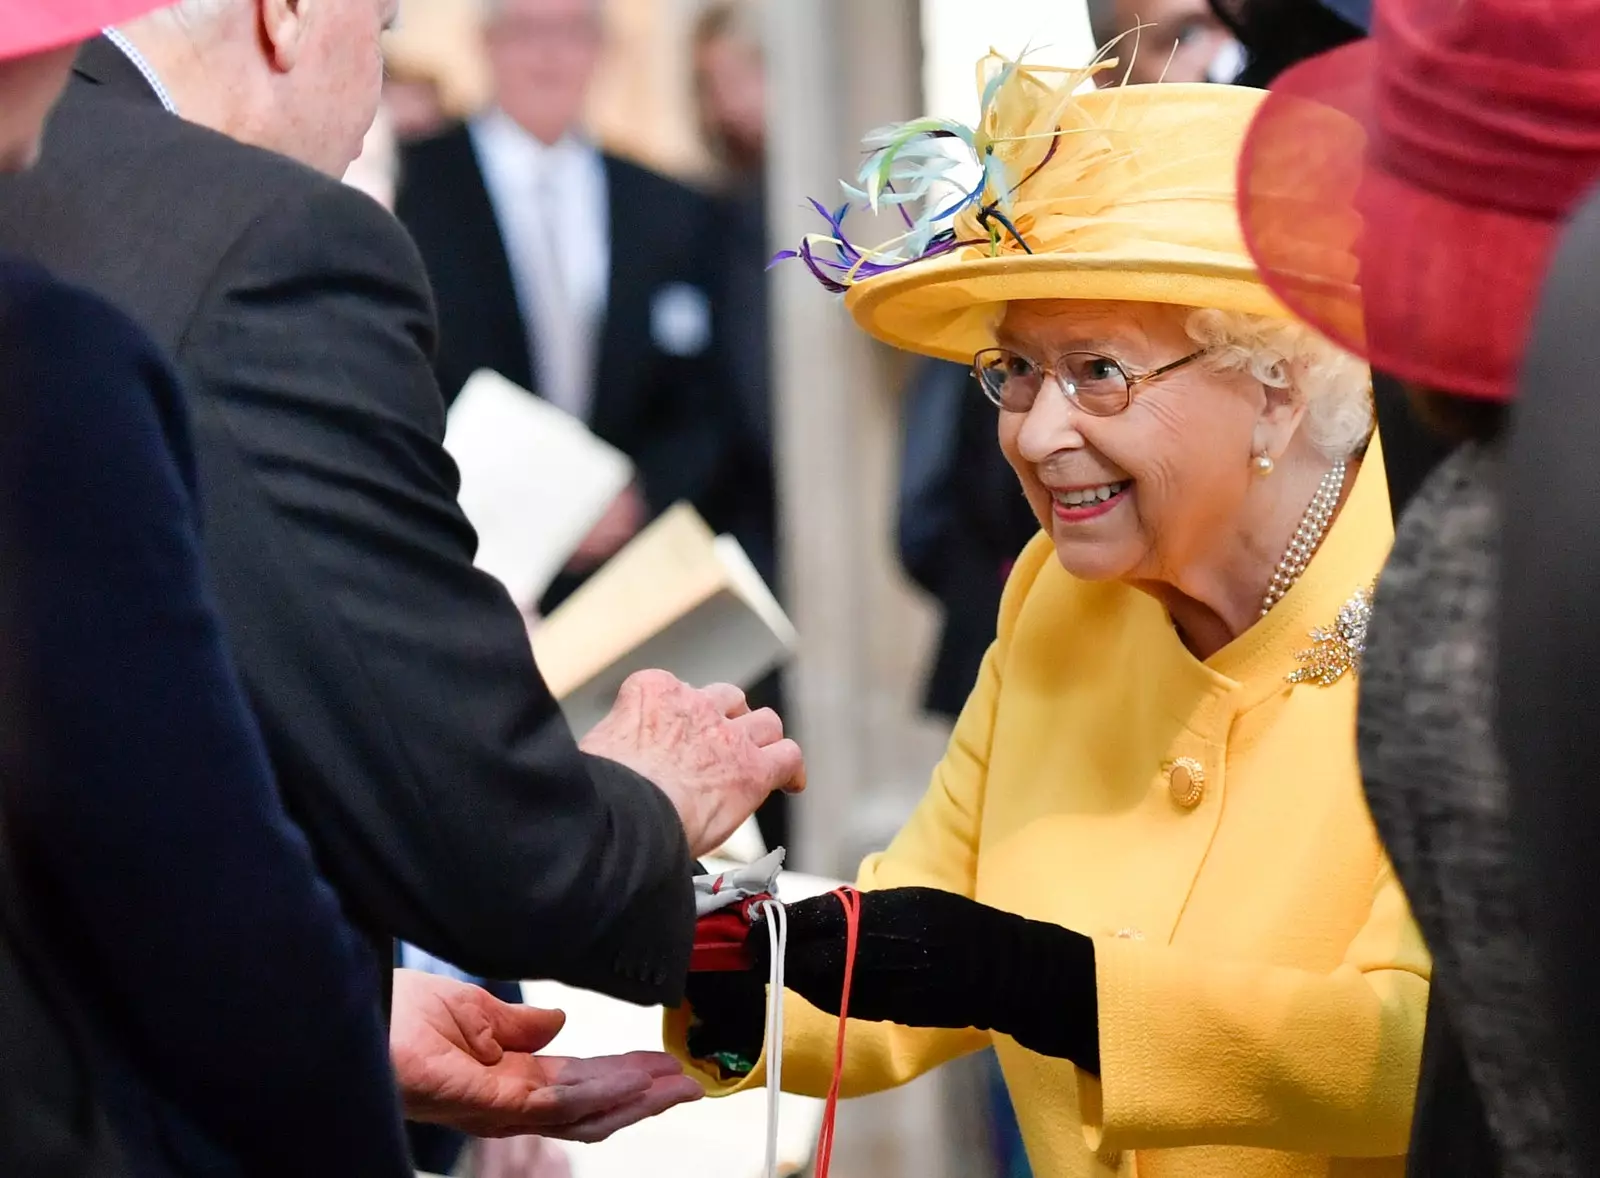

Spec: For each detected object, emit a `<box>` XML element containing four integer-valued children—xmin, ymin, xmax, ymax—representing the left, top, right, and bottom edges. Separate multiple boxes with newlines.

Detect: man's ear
<box><xmin>1249</xmin><ymin>380</ymin><xmax>1309</xmax><ymax>466</ymax></box>
<box><xmin>259</xmin><ymin>0</ymin><xmax>311</xmax><ymax>73</ymax></box>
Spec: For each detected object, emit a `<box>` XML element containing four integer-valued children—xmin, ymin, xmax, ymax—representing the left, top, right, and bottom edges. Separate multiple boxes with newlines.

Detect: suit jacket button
<box><xmin>1166</xmin><ymin>757</ymin><xmax>1205</xmax><ymax>809</ymax></box>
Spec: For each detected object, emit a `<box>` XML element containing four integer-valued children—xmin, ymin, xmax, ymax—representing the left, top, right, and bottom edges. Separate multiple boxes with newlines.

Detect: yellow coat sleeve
<box><xmin>1080</xmin><ymin>861</ymin><xmax>1429</xmax><ymax>1157</ymax></box>
<box><xmin>664</xmin><ymin>536</ymin><xmax>1056</xmax><ymax>1099</ymax></box>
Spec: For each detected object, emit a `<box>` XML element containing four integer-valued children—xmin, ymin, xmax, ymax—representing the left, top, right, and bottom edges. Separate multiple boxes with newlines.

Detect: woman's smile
<box><xmin>1049</xmin><ymin>479</ymin><xmax>1132</xmax><ymax>522</ymax></box>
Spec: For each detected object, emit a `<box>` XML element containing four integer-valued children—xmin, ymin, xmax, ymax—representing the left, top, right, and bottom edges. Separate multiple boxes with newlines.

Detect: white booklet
<box><xmin>444</xmin><ymin>369</ymin><xmax>635</xmax><ymax>608</ymax></box>
<box><xmin>530</xmin><ymin>503</ymin><xmax>798</xmax><ymax>736</ymax></box>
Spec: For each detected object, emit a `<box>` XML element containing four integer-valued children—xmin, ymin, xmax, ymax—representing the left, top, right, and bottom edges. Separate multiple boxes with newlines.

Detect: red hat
<box><xmin>1237</xmin><ymin>0</ymin><xmax>1600</xmax><ymax>402</ymax></box>
<box><xmin>0</xmin><ymin>1</ymin><xmax>174</xmax><ymax>62</ymax></box>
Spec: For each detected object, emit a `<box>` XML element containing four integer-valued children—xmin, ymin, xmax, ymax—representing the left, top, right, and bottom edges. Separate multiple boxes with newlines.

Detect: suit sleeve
<box><xmin>664</xmin><ymin>539</ymin><xmax>1061</xmax><ymax>1095</ymax></box>
<box><xmin>176</xmin><ymin>183</ymin><xmax>695</xmax><ymax>999</ymax></box>
<box><xmin>1081</xmin><ymin>863</ymin><xmax>1428</xmax><ymax>1156</ymax></box>
<box><xmin>0</xmin><ymin>276</ymin><xmax>411</xmax><ymax>1175</ymax></box>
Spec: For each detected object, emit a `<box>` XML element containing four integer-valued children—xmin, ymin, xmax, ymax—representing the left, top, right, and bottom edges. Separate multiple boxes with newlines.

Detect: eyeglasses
<box><xmin>972</xmin><ymin>346</ymin><xmax>1209</xmax><ymax>416</ymax></box>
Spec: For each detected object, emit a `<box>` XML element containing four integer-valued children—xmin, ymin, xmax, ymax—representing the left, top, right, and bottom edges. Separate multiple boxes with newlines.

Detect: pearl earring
<box><xmin>1253</xmin><ymin>453</ymin><xmax>1275</xmax><ymax>476</ymax></box>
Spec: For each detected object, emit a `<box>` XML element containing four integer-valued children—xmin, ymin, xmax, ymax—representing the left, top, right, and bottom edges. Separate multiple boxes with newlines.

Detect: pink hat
<box><xmin>0</xmin><ymin>0</ymin><xmax>174</xmax><ymax>62</ymax></box>
<box><xmin>1237</xmin><ymin>0</ymin><xmax>1600</xmax><ymax>402</ymax></box>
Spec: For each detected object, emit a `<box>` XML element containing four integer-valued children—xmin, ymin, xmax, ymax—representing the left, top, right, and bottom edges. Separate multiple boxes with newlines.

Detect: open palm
<box><xmin>391</xmin><ymin>969</ymin><xmax>703</xmax><ymax>1141</ymax></box>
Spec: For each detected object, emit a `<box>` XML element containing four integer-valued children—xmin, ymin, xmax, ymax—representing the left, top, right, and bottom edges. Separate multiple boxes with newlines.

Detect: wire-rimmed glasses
<box><xmin>972</xmin><ymin>346</ymin><xmax>1209</xmax><ymax>415</ymax></box>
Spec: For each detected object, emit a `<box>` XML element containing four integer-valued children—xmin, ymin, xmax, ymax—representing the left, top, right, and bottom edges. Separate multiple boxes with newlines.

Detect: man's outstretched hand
<box><xmin>390</xmin><ymin>969</ymin><xmax>703</xmax><ymax>1142</ymax></box>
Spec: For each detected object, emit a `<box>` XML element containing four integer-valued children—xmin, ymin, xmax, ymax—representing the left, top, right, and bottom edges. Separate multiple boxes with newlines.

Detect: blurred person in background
<box><xmin>397</xmin><ymin>0</ymin><xmax>733</xmax><ymax>612</ymax></box>
<box><xmin>690</xmin><ymin>0</ymin><xmax>789</xmax><ymax>854</ymax></box>
<box><xmin>0</xmin><ymin>0</ymin><xmax>804</xmax><ymax>1148</ymax></box>
<box><xmin>384</xmin><ymin>62</ymin><xmax>450</xmax><ymax>142</ymax></box>
<box><xmin>0</xmin><ymin>2</ymin><xmax>412</xmax><ymax>1172</ymax></box>
<box><xmin>1237</xmin><ymin>0</ymin><xmax>1600</xmax><ymax>1170</ymax></box>
<box><xmin>677</xmin><ymin>59</ymin><xmax>1427</xmax><ymax>1178</ymax></box>
<box><xmin>895</xmin><ymin>356</ymin><xmax>1039</xmax><ymax>723</ymax></box>
<box><xmin>1087</xmin><ymin>0</ymin><xmax>1241</xmax><ymax>84</ymax></box>
<box><xmin>692</xmin><ymin>0</ymin><xmax>776</xmax><ymax>591</ymax></box>
<box><xmin>382</xmin><ymin>10</ymin><xmax>485</xmax><ymax>143</ymax></box>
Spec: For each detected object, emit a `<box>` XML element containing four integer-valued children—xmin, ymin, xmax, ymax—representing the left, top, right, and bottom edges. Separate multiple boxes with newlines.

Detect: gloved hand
<box><xmin>752</xmin><ymin>888</ymin><xmax>1101</xmax><ymax>1071</ymax></box>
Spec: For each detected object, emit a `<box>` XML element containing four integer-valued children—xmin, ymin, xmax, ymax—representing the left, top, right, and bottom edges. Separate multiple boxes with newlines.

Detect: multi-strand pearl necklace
<box><xmin>1260</xmin><ymin>459</ymin><xmax>1347</xmax><ymax>617</ymax></box>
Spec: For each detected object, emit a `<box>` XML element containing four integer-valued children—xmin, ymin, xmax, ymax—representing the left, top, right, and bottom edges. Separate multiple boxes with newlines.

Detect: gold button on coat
<box><xmin>1167</xmin><ymin>757</ymin><xmax>1205</xmax><ymax>809</ymax></box>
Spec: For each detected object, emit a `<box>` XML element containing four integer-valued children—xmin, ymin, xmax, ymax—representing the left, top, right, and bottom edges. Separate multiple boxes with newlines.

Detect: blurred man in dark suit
<box><xmin>397</xmin><ymin>0</ymin><xmax>733</xmax><ymax>611</ymax></box>
<box><xmin>0</xmin><ymin>0</ymin><xmax>802</xmax><ymax>1140</ymax></box>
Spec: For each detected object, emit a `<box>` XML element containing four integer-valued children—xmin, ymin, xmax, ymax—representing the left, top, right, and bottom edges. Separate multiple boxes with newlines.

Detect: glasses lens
<box><xmin>974</xmin><ymin>348</ymin><xmax>1042</xmax><ymax>411</ymax></box>
<box><xmin>1061</xmin><ymin>353</ymin><xmax>1131</xmax><ymax>415</ymax></box>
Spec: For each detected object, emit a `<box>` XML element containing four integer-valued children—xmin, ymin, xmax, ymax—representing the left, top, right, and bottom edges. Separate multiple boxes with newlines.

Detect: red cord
<box><xmin>812</xmin><ymin>886</ymin><xmax>861</xmax><ymax>1178</ymax></box>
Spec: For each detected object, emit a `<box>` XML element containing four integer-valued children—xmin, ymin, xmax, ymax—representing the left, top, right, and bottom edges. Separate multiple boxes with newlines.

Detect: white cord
<box><xmin>754</xmin><ymin>899</ymin><xmax>788</xmax><ymax>1178</ymax></box>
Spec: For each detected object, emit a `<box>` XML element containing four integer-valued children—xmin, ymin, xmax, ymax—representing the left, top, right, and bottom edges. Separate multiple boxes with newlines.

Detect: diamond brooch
<box><xmin>1286</xmin><ymin>583</ymin><xmax>1375</xmax><ymax>687</ymax></box>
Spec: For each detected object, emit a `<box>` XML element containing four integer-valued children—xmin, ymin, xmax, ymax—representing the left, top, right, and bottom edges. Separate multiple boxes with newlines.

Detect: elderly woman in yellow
<box><xmin>672</xmin><ymin>54</ymin><xmax>1428</xmax><ymax>1177</ymax></box>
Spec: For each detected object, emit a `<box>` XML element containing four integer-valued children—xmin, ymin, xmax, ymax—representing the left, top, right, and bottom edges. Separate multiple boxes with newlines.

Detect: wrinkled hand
<box><xmin>390</xmin><ymin>969</ymin><xmax>703</xmax><ymax>1141</ymax></box>
<box><xmin>568</xmin><ymin>484</ymin><xmax>646</xmax><ymax>571</ymax></box>
<box><xmin>581</xmin><ymin>671</ymin><xmax>805</xmax><ymax>856</ymax></box>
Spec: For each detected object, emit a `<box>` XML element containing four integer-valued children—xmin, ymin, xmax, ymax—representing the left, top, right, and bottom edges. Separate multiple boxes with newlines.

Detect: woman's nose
<box><xmin>1014</xmin><ymin>374</ymin><xmax>1085</xmax><ymax>461</ymax></box>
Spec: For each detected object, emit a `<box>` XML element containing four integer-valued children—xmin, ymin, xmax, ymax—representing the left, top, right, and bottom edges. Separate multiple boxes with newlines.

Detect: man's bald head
<box><xmin>120</xmin><ymin>0</ymin><xmax>399</xmax><ymax>177</ymax></box>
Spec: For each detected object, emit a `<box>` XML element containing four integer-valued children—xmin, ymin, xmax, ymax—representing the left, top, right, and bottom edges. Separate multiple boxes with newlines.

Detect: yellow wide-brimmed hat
<box><xmin>787</xmin><ymin>54</ymin><xmax>1356</xmax><ymax>364</ymax></box>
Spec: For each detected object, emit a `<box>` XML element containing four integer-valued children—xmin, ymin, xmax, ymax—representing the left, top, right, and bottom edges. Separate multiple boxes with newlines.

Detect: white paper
<box><xmin>444</xmin><ymin>369</ymin><xmax>635</xmax><ymax>607</ymax></box>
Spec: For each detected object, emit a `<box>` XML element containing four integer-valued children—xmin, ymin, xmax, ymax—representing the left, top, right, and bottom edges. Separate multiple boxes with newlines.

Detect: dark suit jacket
<box><xmin>0</xmin><ymin>39</ymin><xmax>694</xmax><ymax>1004</ymax></box>
<box><xmin>395</xmin><ymin>124</ymin><xmax>733</xmax><ymax>530</ymax></box>
<box><xmin>0</xmin><ymin>256</ymin><xmax>409</xmax><ymax>1175</ymax></box>
<box><xmin>699</xmin><ymin>182</ymin><xmax>779</xmax><ymax>586</ymax></box>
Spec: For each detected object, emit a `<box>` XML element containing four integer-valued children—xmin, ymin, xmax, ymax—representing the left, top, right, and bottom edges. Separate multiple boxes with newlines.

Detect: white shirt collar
<box><xmin>470</xmin><ymin>108</ymin><xmax>596</xmax><ymax>176</ymax></box>
<box><xmin>101</xmin><ymin>28</ymin><xmax>179</xmax><ymax>116</ymax></box>
<box><xmin>466</xmin><ymin>108</ymin><xmax>611</xmax><ymax>420</ymax></box>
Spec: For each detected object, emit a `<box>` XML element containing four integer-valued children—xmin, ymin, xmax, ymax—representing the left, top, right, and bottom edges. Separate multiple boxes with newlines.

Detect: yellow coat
<box><xmin>670</xmin><ymin>448</ymin><xmax>1428</xmax><ymax>1177</ymax></box>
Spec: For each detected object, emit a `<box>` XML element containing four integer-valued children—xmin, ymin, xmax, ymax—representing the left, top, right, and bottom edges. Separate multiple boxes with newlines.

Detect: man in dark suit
<box><xmin>396</xmin><ymin>0</ymin><xmax>733</xmax><ymax>607</ymax></box>
<box><xmin>0</xmin><ymin>0</ymin><xmax>801</xmax><ymax>1137</ymax></box>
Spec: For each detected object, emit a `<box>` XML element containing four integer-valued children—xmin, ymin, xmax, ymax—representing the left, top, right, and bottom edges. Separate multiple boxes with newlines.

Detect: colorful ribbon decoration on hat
<box><xmin>773</xmin><ymin>46</ymin><xmax>1146</xmax><ymax>292</ymax></box>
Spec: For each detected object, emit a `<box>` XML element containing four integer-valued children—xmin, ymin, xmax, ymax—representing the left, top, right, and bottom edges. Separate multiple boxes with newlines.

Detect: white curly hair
<box><xmin>1183</xmin><ymin>308</ymin><xmax>1373</xmax><ymax>459</ymax></box>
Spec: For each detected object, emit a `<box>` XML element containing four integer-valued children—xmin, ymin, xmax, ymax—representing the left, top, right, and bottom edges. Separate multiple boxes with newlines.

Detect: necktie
<box><xmin>528</xmin><ymin>163</ymin><xmax>592</xmax><ymax>420</ymax></box>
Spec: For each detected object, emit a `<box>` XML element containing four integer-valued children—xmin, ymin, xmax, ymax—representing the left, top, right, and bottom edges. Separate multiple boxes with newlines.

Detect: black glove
<box><xmin>753</xmin><ymin>888</ymin><xmax>1101</xmax><ymax>1072</ymax></box>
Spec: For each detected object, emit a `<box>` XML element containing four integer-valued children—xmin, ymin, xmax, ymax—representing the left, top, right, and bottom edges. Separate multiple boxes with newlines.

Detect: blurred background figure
<box><xmin>396</xmin><ymin>0</ymin><xmax>731</xmax><ymax>614</ymax></box>
<box><xmin>692</xmin><ymin>0</ymin><xmax>776</xmax><ymax>591</ymax></box>
<box><xmin>1087</xmin><ymin>0</ymin><xmax>1241</xmax><ymax>83</ymax></box>
<box><xmin>386</xmin><ymin>0</ymin><xmax>493</xmax><ymax>140</ymax></box>
<box><xmin>690</xmin><ymin>0</ymin><xmax>789</xmax><ymax>853</ymax></box>
<box><xmin>895</xmin><ymin>358</ymin><xmax>1039</xmax><ymax>723</ymax></box>
<box><xmin>385</xmin><ymin>60</ymin><xmax>452</xmax><ymax>142</ymax></box>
